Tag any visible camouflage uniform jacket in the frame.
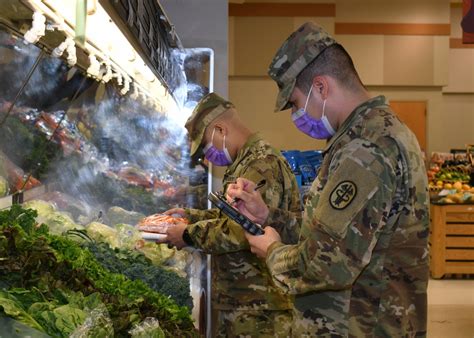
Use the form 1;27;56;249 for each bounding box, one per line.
265;96;430;336
186;133;302;310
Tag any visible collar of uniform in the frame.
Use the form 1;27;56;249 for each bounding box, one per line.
323;95;388;155
226;132;262;173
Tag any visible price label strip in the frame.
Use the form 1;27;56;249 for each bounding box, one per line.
208;191;264;236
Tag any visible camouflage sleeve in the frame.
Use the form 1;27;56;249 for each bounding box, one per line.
184;207;220;224
265;140;397;294
265;207;302;244
240;156;301;244
186;216;250;254
185;156;298;252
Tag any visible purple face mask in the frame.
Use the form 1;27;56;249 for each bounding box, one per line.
203;128;233;166
291;86;336;139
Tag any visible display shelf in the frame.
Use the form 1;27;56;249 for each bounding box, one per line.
429;203;474;278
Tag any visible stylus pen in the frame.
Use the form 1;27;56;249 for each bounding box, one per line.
230;179;266;204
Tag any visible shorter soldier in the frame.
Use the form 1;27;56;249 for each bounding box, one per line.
164;92;301;337
227;22;430;337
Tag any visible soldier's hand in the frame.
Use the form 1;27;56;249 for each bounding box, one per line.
165;222;188;249
163;207;186;218
226;178;269;225
245;226;281;258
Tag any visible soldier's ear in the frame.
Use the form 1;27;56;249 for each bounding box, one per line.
313;76;328;99
214;123;228;136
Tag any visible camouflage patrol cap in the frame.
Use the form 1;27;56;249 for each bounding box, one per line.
268;22;337;112
185;92;234;156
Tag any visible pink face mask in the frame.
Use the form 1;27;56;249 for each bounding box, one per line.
203;128;233;166
291;86;335;139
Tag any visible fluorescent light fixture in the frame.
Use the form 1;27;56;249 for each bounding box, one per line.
23;0;178;113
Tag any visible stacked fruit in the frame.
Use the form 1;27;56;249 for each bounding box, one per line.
428;164;473;204
428;165;471;191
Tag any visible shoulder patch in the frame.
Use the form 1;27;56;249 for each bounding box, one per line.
314;158;381;238
329;181;357;210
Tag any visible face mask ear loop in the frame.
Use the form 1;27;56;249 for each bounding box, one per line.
322;99;327;118
223;133;233;163
210;128;216;146
303;85;314;111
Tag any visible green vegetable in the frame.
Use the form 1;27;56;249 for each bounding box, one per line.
114;223;142;250
85;242;193;308
0;176;8;196
0;292;44;332
137;241;174;266
86;222;119;248
129;317;165;338
0;205;197;337
107;206;145;226
69;303;114;338
0;316;50;338
23;200;83;235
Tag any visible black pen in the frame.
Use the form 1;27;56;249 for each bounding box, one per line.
230;179;266;204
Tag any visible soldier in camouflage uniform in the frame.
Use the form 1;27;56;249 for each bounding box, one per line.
227;22;430;337
164;92;302;337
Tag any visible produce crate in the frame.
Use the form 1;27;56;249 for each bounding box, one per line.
430;204;474;278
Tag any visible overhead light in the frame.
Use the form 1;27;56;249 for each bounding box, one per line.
22;0;178;113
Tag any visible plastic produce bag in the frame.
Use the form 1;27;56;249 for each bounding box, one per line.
69;304;114;338
107;206;145;226
129;317;165;338
298;154;316;185
86;222;119;248
135;241;173;266
302;150;323;173
23;199;84;235
38;191;91;222
281;150;303;186
115;223;142;250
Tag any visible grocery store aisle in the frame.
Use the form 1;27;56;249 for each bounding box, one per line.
427;278;474;338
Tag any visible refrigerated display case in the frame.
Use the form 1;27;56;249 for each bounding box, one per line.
0;0;210;336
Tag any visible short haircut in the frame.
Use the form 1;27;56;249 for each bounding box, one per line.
295;44;365;93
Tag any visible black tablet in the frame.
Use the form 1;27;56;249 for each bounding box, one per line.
208;191;264;235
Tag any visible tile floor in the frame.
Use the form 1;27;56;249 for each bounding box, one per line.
427;278;474;338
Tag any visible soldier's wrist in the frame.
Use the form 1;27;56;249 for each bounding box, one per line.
182;228;194;246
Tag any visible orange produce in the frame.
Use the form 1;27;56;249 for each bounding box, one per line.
443;183;452;190
453;181;463;191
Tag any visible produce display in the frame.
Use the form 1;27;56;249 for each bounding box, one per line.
427;152;474;204
22;198;189;273
0;25;209;337
0;205;197;337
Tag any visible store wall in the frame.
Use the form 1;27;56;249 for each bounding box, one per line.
229;0;474;155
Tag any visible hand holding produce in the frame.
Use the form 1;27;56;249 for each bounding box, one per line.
163;207;186;217
165;222;188;249
137;213;188;234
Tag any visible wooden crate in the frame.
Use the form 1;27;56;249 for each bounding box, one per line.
430;204;474;278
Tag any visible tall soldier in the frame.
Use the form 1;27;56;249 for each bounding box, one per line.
227;22;430;337
164;92;301;337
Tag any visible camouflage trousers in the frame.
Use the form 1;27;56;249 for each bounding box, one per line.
213;309;292;338
290;309;346;338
